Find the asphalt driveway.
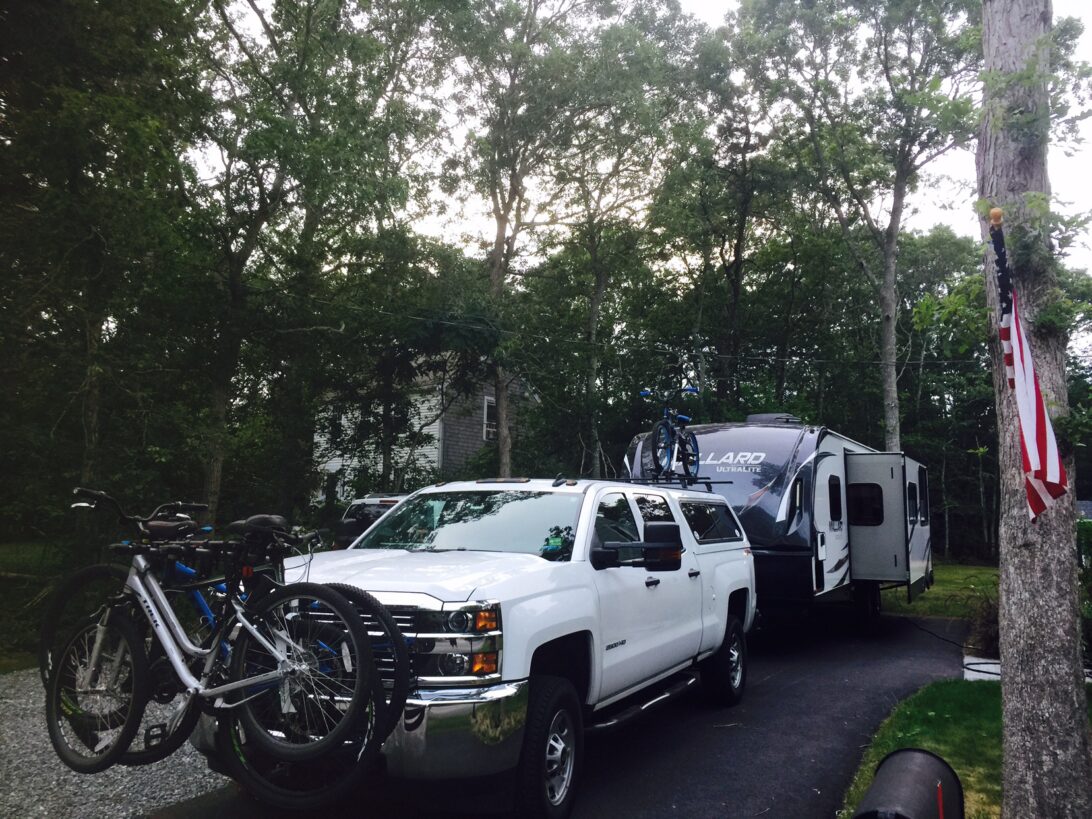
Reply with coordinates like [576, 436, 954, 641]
[154, 611, 967, 819]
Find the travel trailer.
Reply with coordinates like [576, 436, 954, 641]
[625, 414, 932, 615]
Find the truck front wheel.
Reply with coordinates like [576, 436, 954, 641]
[514, 676, 583, 819]
[700, 615, 747, 706]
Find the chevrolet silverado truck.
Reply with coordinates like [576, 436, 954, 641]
[281, 478, 755, 817]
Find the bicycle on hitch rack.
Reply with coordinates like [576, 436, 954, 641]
[44, 488, 374, 775]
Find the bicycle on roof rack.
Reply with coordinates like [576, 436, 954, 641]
[43, 487, 376, 775]
[640, 385, 701, 479]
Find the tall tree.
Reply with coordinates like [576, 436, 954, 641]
[457, 0, 605, 476]
[977, 0, 1092, 814]
[743, 0, 980, 449]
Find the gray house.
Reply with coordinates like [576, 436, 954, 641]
[318, 378, 530, 498]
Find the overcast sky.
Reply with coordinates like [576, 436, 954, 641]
[678, 0, 1092, 275]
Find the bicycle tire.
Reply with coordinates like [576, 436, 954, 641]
[231, 582, 372, 763]
[681, 431, 700, 478]
[324, 583, 410, 742]
[650, 420, 674, 476]
[38, 563, 130, 689]
[213, 697, 382, 811]
[46, 610, 150, 774]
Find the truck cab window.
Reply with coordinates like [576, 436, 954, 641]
[681, 503, 743, 543]
[636, 494, 675, 523]
[596, 493, 640, 543]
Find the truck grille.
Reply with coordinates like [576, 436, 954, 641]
[357, 605, 419, 689]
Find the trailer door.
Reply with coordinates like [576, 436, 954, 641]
[846, 453, 908, 583]
[904, 458, 931, 602]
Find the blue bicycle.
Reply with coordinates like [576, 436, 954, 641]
[641, 386, 701, 479]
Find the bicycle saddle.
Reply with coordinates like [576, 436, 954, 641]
[226, 514, 289, 536]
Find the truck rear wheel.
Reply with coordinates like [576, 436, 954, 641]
[514, 676, 583, 819]
[700, 615, 746, 706]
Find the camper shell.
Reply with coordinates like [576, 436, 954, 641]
[625, 415, 932, 610]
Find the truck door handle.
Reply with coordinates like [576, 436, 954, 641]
[688, 569, 701, 578]
[645, 577, 660, 588]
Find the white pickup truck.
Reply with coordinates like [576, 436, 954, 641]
[287, 478, 756, 817]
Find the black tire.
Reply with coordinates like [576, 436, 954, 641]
[854, 581, 882, 633]
[232, 582, 372, 763]
[650, 420, 673, 476]
[700, 615, 746, 706]
[46, 610, 149, 773]
[324, 583, 410, 742]
[681, 431, 700, 478]
[39, 564, 130, 689]
[213, 698, 383, 811]
[514, 676, 583, 819]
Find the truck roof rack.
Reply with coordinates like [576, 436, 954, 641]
[617, 475, 734, 493]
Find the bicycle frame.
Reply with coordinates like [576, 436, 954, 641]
[123, 555, 295, 703]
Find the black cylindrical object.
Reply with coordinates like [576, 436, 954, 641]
[853, 748, 964, 819]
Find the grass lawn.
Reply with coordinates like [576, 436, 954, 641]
[840, 680, 1092, 819]
[883, 561, 998, 619]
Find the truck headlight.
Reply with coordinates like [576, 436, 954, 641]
[438, 653, 470, 676]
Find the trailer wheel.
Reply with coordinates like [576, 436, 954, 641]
[700, 615, 746, 706]
[854, 581, 882, 632]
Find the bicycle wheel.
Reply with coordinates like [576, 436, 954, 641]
[325, 583, 409, 742]
[213, 689, 382, 810]
[231, 582, 372, 763]
[39, 563, 129, 688]
[681, 431, 700, 478]
[650, 420, 674, 476]
[45, 610, 149, 773]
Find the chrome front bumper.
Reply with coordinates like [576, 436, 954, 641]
[382, 680, 529, 779]
[190, 680, 529, 781]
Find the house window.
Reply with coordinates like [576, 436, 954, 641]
[483, 396, 497, 441]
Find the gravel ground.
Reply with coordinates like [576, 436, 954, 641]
[0, 668, 228, 819]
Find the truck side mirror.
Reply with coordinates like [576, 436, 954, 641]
[641, 522, 684, 572]
[590, 542, 620, 570]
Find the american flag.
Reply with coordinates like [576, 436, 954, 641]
[989, 208, 1069, 520]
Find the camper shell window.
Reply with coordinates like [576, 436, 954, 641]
[681, 502, 743, 543]
[847, 483, 884, 526]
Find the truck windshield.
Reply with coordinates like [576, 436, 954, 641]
[352, 490, 582, 561]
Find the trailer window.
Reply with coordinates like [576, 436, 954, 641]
[828, 476, 843, 522]
[907, 483, 919, 525]
[681, 502, 743, 543]
[918, 466, 930, 525]
[786, 477, 803, 521]
[595, 493, 640, 544]
[635, 494, 676, 523]
[847, 483, 884, 526]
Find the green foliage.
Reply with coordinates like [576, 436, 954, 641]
[0, 0, 1062, 563]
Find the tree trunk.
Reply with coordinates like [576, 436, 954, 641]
[80, 313, 104, 487]
[880, 182, 906, 451]
[978, 2, 1092, 815]
[941, 452, 950, 559]
[584, 230, 608, 479]
[489, 202, 514, 478]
